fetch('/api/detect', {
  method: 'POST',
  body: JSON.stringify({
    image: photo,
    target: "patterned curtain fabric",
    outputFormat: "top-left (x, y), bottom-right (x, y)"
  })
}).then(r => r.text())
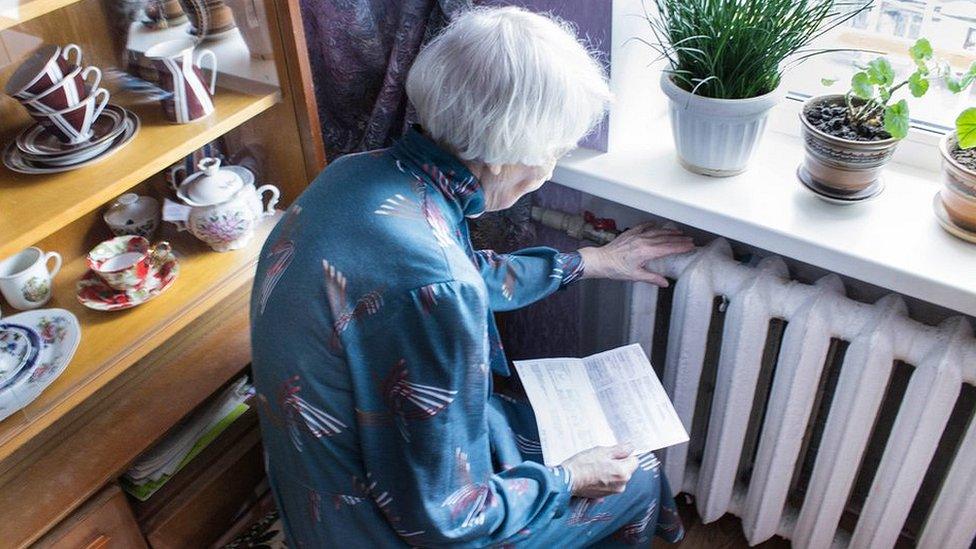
top-left (299, 0), bottom-right (472, 158)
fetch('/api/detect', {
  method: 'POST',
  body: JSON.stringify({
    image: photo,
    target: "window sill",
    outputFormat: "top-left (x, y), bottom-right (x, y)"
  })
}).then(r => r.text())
top-left (553, 130), bottom-right (976, 318)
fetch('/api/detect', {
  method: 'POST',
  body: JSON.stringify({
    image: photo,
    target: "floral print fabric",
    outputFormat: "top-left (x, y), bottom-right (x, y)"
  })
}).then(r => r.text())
top-left (250, 127), bottom-right (683, 546)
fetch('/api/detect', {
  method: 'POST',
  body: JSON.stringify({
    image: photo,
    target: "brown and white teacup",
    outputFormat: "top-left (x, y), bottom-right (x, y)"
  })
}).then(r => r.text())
top-left (86, 236), bottom-right (172, 291)
top-left (5, 44), bottom-right (83, 100)
top-left (31, 88), bottom-right (110, 145)
top-left (21, 65), bottom-right (102, 113)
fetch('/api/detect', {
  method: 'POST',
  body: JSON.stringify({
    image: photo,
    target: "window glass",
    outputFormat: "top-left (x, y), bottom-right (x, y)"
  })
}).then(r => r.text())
top-left (783, 0), bottom-right (976, 132)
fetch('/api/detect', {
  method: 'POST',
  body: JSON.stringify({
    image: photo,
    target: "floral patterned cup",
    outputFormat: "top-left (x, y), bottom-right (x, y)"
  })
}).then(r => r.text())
top-left (87, 236), bottom-right (171, 291)
top-left (0, 247), bottom-right (62, 310)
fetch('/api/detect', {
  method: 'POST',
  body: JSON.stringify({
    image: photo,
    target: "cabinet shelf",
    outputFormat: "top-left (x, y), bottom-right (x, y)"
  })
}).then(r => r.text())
top-left (0, 0), bottom-right (83, 32)
top-left (0, 87), bottom-right (279, 259)
top-left (0, 213), bottom-right (278, 464)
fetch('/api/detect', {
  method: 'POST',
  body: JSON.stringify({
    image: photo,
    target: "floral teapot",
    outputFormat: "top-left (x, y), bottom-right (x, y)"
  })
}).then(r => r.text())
top-left (167, 157), bottom-right (279, 252)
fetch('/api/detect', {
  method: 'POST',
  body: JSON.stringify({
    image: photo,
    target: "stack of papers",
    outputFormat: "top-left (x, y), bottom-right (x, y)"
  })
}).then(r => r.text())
top-left (122, 377), bottom-right (254, 501)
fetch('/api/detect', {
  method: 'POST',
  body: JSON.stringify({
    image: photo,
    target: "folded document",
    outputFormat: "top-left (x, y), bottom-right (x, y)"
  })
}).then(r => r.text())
top-left (514, 343), bottom-right (688, 466)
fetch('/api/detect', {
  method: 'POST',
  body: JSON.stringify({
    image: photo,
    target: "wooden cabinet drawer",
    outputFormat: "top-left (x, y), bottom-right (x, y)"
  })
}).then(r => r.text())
top-left (33, 484), bottom-right (146, 549)
top-left (139, 422), bottom-right (265, 549)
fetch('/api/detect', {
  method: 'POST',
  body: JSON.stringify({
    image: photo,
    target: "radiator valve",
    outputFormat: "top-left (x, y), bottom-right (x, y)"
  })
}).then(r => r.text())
top-left (531, 206), bottom-right (621, 244)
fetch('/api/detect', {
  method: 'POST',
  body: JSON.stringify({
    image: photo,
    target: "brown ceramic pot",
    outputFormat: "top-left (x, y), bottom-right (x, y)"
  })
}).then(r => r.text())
top-left (180, 0), bottom-right (236, 35)
top-left (798, 95), bottom-right (901, 198)
top-left (939, 133), bottom-right (976, 232)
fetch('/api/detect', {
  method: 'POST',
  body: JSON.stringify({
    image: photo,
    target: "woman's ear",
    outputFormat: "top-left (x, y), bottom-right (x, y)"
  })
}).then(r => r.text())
top-left (487, 163), bottom-right (503, 176)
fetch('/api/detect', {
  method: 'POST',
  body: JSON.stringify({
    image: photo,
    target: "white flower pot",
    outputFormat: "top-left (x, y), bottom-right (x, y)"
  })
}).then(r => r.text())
top-left (660, 73), bottom-right (785, 177)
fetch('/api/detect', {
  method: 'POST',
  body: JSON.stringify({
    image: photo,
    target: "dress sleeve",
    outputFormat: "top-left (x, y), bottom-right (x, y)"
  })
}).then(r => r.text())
top-left (471, 247), bottom-right (584, 312)
top-left (344, 280), bottom-right (572, 547)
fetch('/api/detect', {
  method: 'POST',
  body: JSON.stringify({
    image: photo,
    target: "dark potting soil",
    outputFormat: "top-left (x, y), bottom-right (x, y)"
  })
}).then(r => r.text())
top-left (804, 103), bottom-right (891, 142)
top-left (950, 144), bottom-right (976, 171)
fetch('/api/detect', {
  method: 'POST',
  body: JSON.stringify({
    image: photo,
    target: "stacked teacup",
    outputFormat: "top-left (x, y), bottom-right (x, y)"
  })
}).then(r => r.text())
top-left (3, 43), bottom-right (125, 170)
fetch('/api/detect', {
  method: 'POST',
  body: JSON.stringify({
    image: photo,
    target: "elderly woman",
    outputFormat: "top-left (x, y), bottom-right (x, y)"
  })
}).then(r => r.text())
top-left (251, 7), bottom-right (692, 547)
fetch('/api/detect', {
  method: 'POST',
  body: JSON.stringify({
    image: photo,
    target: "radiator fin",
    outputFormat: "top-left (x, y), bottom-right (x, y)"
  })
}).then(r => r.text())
top-left (628, 239), bottom-right (976, 548)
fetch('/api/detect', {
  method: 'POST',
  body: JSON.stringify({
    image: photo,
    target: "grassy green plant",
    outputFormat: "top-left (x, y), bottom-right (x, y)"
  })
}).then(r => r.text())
top-left (829, 39), bottom-right (976, 139)
top-left (958, 108), bottom-right (976, 150)
top-left (641, 0), bottom-right (871, 100)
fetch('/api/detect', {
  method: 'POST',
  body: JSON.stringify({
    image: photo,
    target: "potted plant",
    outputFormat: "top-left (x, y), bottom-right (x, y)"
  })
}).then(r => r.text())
top-left (643, 0), bottom-right (869, 177)
top-left (799, 39), bottom-right (974, 202)
top-left (937, 108), bottom-right (976, 239)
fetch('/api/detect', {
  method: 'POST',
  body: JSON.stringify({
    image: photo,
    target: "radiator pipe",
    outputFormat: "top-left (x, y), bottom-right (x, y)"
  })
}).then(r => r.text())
top-left (530, 206), bottom-right (620, 245)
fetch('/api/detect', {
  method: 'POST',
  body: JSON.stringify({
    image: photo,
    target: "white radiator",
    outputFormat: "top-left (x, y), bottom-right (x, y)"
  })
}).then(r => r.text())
top-left (627, 238), bottom-right (976, 548)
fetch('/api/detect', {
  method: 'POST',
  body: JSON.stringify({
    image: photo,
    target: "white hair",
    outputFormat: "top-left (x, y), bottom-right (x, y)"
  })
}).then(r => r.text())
top-left (405, 7), bottom-right (611, 167)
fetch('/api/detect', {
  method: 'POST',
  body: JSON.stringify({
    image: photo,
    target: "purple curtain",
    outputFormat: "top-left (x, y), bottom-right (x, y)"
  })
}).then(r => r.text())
top-left (299, 0), bottom-right (472, 158)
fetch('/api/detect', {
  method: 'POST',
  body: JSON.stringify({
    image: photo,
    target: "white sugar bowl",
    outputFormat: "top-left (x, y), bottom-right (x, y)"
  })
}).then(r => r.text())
top-left (103, 194), bottom-right (161, 239)
top-left (170, 157), bottom-right (280, 252)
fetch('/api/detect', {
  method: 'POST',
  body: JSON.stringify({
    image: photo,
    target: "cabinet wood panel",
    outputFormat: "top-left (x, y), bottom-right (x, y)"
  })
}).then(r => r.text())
top-left (33, 484), bottom-right (147, 549)
top-left (0, 288), bottom-right (252, 548)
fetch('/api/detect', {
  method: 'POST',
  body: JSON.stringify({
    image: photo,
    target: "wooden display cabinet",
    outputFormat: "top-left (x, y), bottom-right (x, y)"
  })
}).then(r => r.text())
top-left (0, 0), bottom-right (324, 544)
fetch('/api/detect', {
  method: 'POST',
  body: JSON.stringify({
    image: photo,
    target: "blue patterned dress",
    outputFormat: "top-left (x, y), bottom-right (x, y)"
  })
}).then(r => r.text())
top-left (250, 127), bottom-right (685, 547)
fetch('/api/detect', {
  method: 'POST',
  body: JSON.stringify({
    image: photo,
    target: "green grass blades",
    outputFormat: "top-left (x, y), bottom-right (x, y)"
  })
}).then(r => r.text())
top-left (642, 0), bottom-right (872, 99)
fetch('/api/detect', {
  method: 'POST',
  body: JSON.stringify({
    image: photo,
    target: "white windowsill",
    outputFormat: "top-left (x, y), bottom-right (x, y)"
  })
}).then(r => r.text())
top-left (552, 130), bottom-right (976, 318)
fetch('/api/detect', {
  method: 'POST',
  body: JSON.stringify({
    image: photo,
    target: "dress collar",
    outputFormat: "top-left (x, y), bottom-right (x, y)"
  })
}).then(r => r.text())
top-left (392, 126), bottom-right (486, 218)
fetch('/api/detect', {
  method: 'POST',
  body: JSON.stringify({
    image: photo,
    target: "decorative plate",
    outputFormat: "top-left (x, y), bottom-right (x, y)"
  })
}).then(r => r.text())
top-left (76, 251), bottom-right (179, 311)
top-left (0, 323), bottom-right (41, 390)
top-left (0, 309), bottom-right (81, 423)
top-left (932, 192), bottom-right (976, 244)
top-left (3, 107), bottom-right (140, 174)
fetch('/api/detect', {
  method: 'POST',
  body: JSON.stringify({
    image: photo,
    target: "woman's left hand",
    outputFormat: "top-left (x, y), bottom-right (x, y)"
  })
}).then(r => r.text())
top-left (577, 223), bottom-right (694, 287)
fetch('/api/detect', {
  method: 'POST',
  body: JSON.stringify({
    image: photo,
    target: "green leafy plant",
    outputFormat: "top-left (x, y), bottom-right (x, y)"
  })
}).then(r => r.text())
top-left (641, 0), bottom-right (872, 100)
top-left (958, 108), bottom-right (976, 150)
top-left (841, 38), bottom-right (976, 139)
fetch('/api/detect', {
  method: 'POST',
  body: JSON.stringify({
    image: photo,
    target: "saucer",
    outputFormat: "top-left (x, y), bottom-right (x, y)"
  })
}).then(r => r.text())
top-left (797, 166), bottom-right (885, 205)
top-left (77, 252), bottom-right (179, 311)
top-left (4, 107), bottom-right (140, 174)
top-left (933, 192), bottom-right (976, 244)
top-left (22, 137), bottom-right (116, 167)
top-left (0, 323), bottom-right (41, 390)
top-left (0, 309), bottom-right (80, 423)
top-left (16, 104), bottom-right (127, 156)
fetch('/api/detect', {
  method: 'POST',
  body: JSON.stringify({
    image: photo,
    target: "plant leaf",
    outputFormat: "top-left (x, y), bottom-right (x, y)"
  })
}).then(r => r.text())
top-left (821, 77), bottom-right (838, 86)
top-left (851, 72), bottom-right (874, 99)
top-left (956, 62), bottom-right (976, 93)
top-left (957, 108), bottom-right (976, 149)
top-left (946, 74), bottom-right (964, 94)
top-left (884, 99), bottom-right (910, 139)
top-left (866, 58), bottom-right (895, 86)
top-left (908, 71), bottom-right (929, 97)
top-left (909, 38), bottom-right (933, 67)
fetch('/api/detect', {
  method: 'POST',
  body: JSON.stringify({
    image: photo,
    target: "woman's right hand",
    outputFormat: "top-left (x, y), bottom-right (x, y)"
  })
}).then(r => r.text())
top-left (560, 444), bottom-right (638, 498)
top-left (577, 223), bottom-right (694, 287)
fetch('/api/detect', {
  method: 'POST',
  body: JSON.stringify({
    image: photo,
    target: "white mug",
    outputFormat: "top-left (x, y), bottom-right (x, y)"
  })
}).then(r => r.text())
top-left (0, 248), bottom-right (62, 310)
